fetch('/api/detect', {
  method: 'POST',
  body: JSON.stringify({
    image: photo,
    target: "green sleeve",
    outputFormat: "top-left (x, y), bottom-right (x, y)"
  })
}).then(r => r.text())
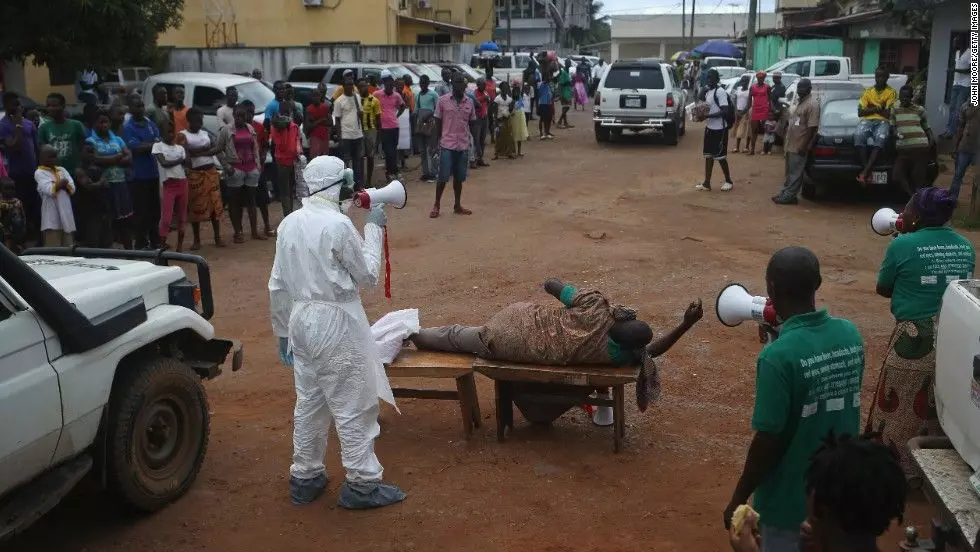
top-left (559, 285), bottom-right (578, 307)
top-left (751, 355), bottom-right (791, 434)
top-left (877, 239), bottom-right (901, 289)
top-left (38, 124), bottom-right (49, 144)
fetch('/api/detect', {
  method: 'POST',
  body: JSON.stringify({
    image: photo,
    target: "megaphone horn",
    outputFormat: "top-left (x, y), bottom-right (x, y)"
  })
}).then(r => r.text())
top-left (871, 207), bottom-right (904, 236)
top-left (353, 180), bottom-right (408, 210)
top-left (715, 283), bottom-right (777, 327)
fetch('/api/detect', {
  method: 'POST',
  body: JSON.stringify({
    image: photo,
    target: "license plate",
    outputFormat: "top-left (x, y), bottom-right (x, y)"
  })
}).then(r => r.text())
top-left (625, 98), bottom-right (641, 108)
top-left (871, 171), bottom-right (888, 184)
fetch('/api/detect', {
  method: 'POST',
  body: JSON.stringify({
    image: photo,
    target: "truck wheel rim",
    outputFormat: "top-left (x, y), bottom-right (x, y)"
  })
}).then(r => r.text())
top-left (136, 395), bottom-right (190, 477)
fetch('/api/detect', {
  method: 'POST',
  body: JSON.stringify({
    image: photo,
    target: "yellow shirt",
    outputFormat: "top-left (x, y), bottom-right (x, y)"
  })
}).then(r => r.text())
top-left (858, 86), bottom-right (897, 122)
top-left (360, 95), bottom-right (381, 130)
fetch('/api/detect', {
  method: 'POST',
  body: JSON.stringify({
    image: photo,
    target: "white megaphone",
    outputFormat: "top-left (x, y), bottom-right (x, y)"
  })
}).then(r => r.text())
top-left (353, 180), bottom-right (407, 210)
top-left (871, 207), bottom-right (905, 236)
top-left (715, 283), bottom-right (778, 327)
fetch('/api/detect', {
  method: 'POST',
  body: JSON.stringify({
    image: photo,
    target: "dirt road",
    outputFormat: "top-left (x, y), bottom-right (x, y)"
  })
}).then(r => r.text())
top-left (8, 109), bottom-right (970, 551)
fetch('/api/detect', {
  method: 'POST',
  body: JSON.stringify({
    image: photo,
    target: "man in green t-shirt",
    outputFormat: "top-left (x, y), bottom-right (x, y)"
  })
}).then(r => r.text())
top-left (724, 246), bottom-right (865, 552)
top-left (38, 93), bottom-right (87, 175)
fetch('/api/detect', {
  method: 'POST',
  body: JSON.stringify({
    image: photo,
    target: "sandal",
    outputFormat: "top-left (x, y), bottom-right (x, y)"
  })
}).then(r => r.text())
top-left (215, 238), bottom-right (227, 248)
top-left (453, 206), bottom-right (472, 215)
top-left (251, 232), bottom-right (268, 241)
top-left (265, 228), bottom-right (277, 237)
top-left (429, 206), bottom-right (440, 218)
top-left (233, 233), bottom-right (245, 244)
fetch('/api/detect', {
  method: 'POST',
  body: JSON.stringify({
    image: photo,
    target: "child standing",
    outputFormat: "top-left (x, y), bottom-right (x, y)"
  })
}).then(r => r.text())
top-left (270, 109), bottom-right (302, 216)
top-left (74, 143), bottom-right (112, 248)
top-left (512, 80), bottom-right (530, 158)
top-left (762, 116), bottom-right (778, 155)
top-left (0, 164), bottom-right (27, 253)
top-left (34, 144), bottom-right (76, 246)
top-left (153, 123), bottom-right (189, 251)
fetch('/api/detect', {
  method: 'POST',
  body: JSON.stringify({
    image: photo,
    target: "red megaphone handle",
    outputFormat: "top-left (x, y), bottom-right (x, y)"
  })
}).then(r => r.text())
top-left (383, 227), bottom-right (392, 300)
top-left (763, 299), bottom-right (778, 326)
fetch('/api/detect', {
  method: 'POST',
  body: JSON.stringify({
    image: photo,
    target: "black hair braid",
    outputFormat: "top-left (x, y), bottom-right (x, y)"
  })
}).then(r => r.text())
top-left (806, 432), bottom-right (907, 537)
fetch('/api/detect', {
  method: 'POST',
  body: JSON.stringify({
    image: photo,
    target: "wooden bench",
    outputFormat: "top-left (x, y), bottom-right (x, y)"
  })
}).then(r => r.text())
top-left (472, 359), bottom-right (640, 452)
top-left (385, 349), bottom-right (481, 439)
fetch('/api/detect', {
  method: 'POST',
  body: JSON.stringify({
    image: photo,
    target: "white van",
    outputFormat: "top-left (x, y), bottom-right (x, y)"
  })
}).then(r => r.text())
top-left (141, 73), bottom-right (274, 135)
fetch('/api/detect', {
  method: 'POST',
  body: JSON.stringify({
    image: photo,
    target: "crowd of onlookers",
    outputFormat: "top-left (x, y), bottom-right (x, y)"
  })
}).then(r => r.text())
top-left (0, 52), bottom-right (601, 252)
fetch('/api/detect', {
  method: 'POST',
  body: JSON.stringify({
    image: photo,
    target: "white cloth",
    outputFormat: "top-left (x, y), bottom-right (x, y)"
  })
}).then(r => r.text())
top-left (705, 87), bottom-right (729, 131)
top-left (81, 70), bottom-right (98, 86)
top-left (397, 110), bottom-right (411, 151)
top-left (151, 142), bottom-right (187, 183)
top-left (369, 308), bottom-right (420, 412)
top-left (269, 155), bottom-right (387, 483)
top-left (334, 93), bottom-right (364, 140)
top-left (494, 95), bottom-right (512, 119)
top-left (734, 87), bottom-right (750, 112)
top-left (591, 63), bottom-right (603, 80)
top-left (180, 129), bottom-right (218, 168)
top-left (34, 167), bottom-right (75, 233)
top-left (954, 50), bottom-right (971, 87)
top-left (216, 105), bottom-right (235, 130)
top-left (520, 94), bottom-right (531, 113)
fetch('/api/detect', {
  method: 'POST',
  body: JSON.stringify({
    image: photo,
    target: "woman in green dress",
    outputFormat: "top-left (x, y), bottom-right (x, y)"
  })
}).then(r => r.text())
top-left (868, 187), bottom-right (976, 478)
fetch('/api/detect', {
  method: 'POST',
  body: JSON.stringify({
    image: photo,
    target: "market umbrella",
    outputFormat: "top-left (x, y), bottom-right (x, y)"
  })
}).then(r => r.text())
top-left (692, 39), bottom-right (742, 58)
top-left (477, 41), bottom-right (501, 58)
top-left (670, 51), bottom-right (689, 62)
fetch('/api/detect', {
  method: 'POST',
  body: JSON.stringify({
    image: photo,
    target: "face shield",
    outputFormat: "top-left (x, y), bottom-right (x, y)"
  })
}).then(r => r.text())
top-left (303, 156), bottom-right (355, 210)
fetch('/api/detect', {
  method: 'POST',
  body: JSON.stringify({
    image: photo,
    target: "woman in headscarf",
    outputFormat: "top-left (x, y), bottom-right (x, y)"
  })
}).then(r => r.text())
top-left (493, 82), bottom-right (517, 160)
top-left (868, 187), bottom-right (976, 479)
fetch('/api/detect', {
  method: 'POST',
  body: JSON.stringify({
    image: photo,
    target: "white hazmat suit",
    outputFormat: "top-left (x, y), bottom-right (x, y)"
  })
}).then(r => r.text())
top-left (268, 155), bottom-right (405, 509)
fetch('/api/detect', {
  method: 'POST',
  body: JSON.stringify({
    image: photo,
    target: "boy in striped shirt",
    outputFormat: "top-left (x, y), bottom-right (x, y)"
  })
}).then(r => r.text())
top-left (891, 85), bottom-right (934, 195)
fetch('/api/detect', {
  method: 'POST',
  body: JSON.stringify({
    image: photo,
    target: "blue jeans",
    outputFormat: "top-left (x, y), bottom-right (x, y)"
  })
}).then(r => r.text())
top-left (946, 85), bottom-right (969, 135)
top-left (854, 119), bottom-right (890, 149)
top-left (438, 148), bottom-right (469, 183)
top-left (950, 151), bottom-right (975, 199)
top-left (761, 524), bottom-right (801, 552)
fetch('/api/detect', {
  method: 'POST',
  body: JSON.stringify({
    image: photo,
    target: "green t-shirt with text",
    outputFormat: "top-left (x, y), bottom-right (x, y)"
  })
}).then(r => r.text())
top-left (877, 227), bottom-right (976, 321)
top-left (751, 310), bottom-right (864, 531)
top-left (38, 119), bottom-right (87, 174)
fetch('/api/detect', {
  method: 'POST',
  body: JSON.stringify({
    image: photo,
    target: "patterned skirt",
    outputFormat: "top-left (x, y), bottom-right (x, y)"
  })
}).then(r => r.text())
top-left (866, 317), bottom-right (943, 477)
top-left (187, 167), bottom-right (224, 223)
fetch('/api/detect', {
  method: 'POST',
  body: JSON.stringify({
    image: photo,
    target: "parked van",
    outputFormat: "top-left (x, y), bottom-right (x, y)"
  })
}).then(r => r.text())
top-left (141, 73), bottom-right (273, 135)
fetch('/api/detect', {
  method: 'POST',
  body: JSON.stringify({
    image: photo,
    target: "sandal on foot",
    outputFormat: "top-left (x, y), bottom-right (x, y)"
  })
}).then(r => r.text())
top-left (233, 233), bottom-right (245, 244)
top-left (215, 238), bottom-right (227, 248)
top-left (429, 207), bottom-right (440, 218)
top-left (453, 206), bottom-right (472, 215)
top-left (252, 232), bottom-right (268, 241)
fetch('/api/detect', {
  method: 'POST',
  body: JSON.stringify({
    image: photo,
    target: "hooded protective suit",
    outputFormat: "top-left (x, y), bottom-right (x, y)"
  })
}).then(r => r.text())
top-left (269, 155), bottom-right (405, 508)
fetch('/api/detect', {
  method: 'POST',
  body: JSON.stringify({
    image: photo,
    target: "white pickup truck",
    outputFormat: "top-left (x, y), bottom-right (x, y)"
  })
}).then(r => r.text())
top-left (0, 246), bottom-right (243, 541)
top-left (905, 280), bottom-right (980, 551)
top-left (764, 56), bottom-right (908, 90)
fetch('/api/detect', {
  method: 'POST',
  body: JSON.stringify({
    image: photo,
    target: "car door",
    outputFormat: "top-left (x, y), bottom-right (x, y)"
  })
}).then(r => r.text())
top-left (192, 84), bottom-right (226, 135)
top-left (0, 280), bottom-right (63, 495)
top-left (783, 60), bottom-right (812, 79)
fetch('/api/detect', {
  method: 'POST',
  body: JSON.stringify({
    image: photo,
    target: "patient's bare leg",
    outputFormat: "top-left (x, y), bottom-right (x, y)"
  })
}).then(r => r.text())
top-left (410, 325), bottom-right (491, 356)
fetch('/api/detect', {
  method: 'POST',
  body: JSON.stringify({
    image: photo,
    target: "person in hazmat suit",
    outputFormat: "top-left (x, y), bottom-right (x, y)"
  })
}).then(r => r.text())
top-left (268, 154), bottom-right (406, 509)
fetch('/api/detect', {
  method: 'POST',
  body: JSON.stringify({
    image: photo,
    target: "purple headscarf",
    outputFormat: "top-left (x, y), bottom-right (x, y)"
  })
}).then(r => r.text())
top-left (914, 187), bottom-right (957, 227)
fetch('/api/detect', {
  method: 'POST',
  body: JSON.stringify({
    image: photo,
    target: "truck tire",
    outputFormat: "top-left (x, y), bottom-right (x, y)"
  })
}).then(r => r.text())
top-left (595, 123), bottom-right (611, 143)
top-left (105, 357), bottom-right (210, 512)
top-left (663, 123), bottom-right (679, 146)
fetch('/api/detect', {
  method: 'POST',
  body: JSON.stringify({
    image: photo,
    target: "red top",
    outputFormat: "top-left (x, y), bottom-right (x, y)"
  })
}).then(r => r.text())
top-left (252, 123), bottom-right (267, 148)
top-left (306, 102), bottom-right (331, 139)
top-left (271, 123), bottom-right (300, 166)
top-left (473, 89), bottom-right (491, 119)
top-left (750, 83), bottom-right (771, 121)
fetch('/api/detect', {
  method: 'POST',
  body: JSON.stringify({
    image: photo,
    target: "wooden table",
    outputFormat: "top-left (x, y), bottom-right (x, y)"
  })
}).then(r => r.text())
top-left (472, 359), bottom-right (640, 452)
top-left (385, 349), bottom-right (481, 439)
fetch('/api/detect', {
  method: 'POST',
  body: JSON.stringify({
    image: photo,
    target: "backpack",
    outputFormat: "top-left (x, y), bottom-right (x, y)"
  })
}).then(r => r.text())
top-left (713, 88), bottom-right (735, 128)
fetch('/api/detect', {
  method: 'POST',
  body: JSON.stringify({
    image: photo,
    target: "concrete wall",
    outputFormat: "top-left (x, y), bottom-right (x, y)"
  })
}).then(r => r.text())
top-left (925, 0), bottom-right (969, 130)
top-left (167, 43), bottom-right (477, 81)
top-left (611, 13), bottom-right (777, 40)
top-left (1, 59), bottom-right (76, 104)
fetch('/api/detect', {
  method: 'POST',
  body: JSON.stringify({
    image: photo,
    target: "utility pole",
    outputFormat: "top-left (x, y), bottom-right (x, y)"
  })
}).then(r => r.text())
top-left (746, 0), bottom-right (758, 69)
top-left (682, 0), bottom-right (687, 51)
top-left (689, 0), bottom-right (696, 51)
top-left (506, 0), bottom-right (513, 52)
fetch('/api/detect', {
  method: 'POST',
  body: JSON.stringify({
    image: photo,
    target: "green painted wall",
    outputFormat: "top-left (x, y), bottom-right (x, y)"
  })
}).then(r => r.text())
top-left (862, 40), bottom-right (881, 73)
top-left (753, 36), bottom-right (845, 71)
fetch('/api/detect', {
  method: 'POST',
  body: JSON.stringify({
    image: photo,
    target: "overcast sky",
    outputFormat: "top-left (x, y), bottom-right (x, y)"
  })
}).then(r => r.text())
top-left (600, 0), bottom-right (776, 14)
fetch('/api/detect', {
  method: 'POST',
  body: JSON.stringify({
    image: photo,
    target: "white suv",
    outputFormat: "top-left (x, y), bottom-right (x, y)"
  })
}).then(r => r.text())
top-left (593, 59), bottom-right (686, 145)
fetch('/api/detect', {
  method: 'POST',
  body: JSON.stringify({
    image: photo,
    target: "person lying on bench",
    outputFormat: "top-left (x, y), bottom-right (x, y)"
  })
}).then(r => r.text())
top-left (410, 277), bottom-right (703, 425)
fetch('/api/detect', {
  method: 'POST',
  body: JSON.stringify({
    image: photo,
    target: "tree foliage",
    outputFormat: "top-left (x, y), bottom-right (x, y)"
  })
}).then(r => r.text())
top-left (569, 0), bottom-right (611, 46)
top-left (0, 0), bottom-right (184, 69)
top-left (878, 0), bottom-right (932, 37)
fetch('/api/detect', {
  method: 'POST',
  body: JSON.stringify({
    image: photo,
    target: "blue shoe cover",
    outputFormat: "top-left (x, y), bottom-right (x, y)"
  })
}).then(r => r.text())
top-left (337, 481), bottom-right (406, 510)
top-left (290, 473), bottom-right (327, 505)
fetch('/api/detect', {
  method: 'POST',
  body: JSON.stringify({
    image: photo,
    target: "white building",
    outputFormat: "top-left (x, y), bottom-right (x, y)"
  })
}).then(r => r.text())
top-left (610, 12), bottom-right (777, 60)
top-left (493, 0), bottom-right (591, 48)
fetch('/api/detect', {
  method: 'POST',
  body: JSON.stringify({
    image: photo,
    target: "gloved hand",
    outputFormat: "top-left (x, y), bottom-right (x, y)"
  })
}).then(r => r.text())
top-left (278, 337), bottom-right (294, 367)
top-left (366, 204), bottom-right (388, 227)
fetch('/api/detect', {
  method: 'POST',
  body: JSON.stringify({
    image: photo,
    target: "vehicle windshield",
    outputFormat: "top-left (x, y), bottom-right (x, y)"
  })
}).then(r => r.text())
top-left (410, 64), bottom-right (446, 83)
top-left (706, 58), bottom-right (739, 67)
top-left (385, 65), bottom-right (414, 80)
top-left (235, 81), bottom-right (276, 114)
top-left (605, 66), bottom-right (665, 89)
top-left (455, 65), bottom-right (482, 82)
top-left (821, 99), bottom-right (861, 127)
